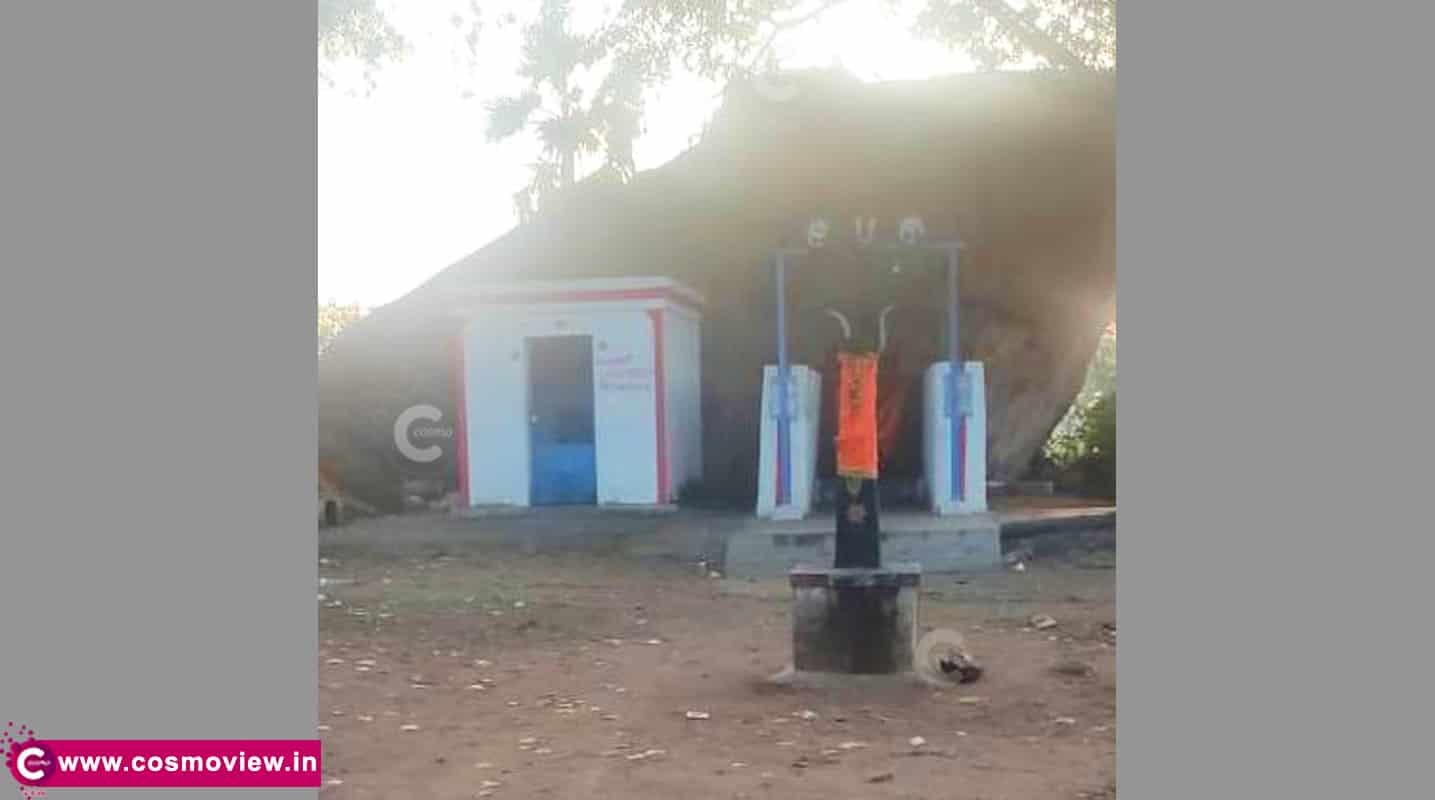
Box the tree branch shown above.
[969,0,1087,70]
[745,0,856,72]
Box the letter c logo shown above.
[16,745,54,782]
[394,404,444,463]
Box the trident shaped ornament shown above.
[823,304,897,354]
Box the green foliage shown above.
[466,0,1117,218]
[915,0,1116,71]
[318,302,364,357]
[483,0,668,221]
[615,0,823,81]
[318,0,410,90]
[1043,323,1115,497]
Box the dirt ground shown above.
[318,518,1115,800]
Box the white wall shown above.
[464,304,663,506]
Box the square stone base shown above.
[788,564,920,675]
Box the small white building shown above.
[454,277,702,509]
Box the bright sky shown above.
[318,0,984,309]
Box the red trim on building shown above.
[479,287,702,315]
[647,308,670,504]
[957,417,967,503]
[775,425,785,506]
[451,333,470,506]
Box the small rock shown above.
[1054,717,1077,726]
[534,748,553,755]
[958,696,984,705]
[1012,562,1027,572]
[867,771,895,783]
[708,571,723,579]
[838,741,868,750]
[518,737,538,746]
[644,639,663,646]
[955,731,967,737]
[326,658,345,665]
[908,736,927,748]
[685,711,711,720]
[1029,614,1058,630]
[625,749,666,761]
[475,762,494,769]
[357,715,373,723]
[1052,659,1095,678]
[324,778,343,786]
[480,779,503,789]
[795,709,818,720]
[468,684,487,691]
[475,659,493,667]
[400,724,420,732]
[730,761,748,768]
[513,601,526,609]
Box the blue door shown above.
[527,335,597,505]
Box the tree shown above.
[915,0,1115,71]
[484,0,662,221]
[318,302,364,357]
[1042,320,1115,497]
[483,0,1114,220]
[318,0,409,90]
[614,0,827,83]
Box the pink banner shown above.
[7,740,322,788]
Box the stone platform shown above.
[724,512,1000,578]
[788,564,921,674]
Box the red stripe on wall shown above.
[957,416,967,503]
[774,409,784,506]
[647,308,670,504]
[452,333,470,506]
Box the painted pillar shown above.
[775,252,791,508]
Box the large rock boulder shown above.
[320,69,1115,511]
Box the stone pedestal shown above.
[788,564,920,674]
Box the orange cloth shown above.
[835,353,879,479]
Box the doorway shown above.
[527,335,597,505]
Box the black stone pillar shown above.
[834,478,881,568]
